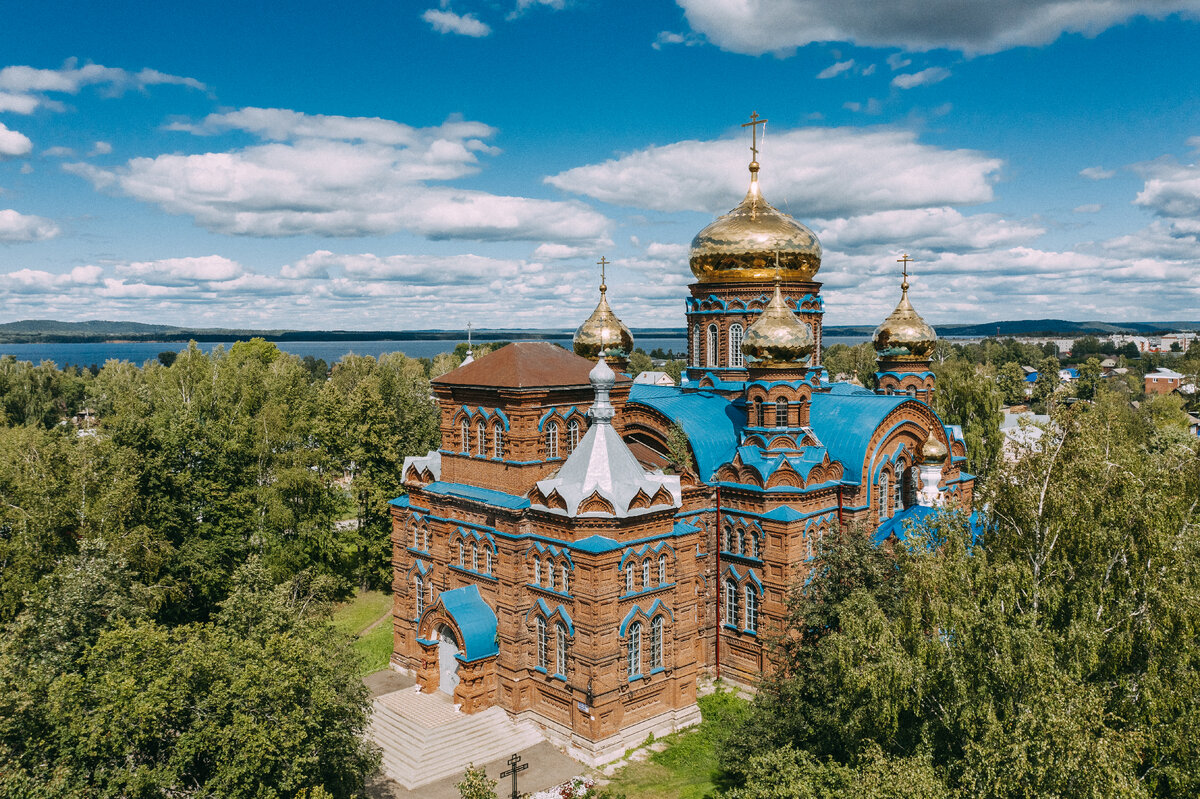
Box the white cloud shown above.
[422,9,492,37]
[89,141,113,155]
[818,207,1044,252]
[843,98,882,114]
[817,59,855,79]
[0,123,33,158]
[1080,166,1115,180]
[0,60,205,115]
[861,63,877,76]
[1074,203,1102,213]
[286,250,537,284]
[116,255,246,285]
[886,53,912,70]
[653,30,704,49]
[674,0,1200,55]
[546,126,1002,219]
[43,146,75,158]
[532,242,603,260]
[891,67,951,89]
[0,91,39,114]
[0,209,60,242]
[67,109,611,243]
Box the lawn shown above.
[602,687,749,799]
[331,589,394,675]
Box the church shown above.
[388,122,975,764]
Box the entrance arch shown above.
[436,624,461,696]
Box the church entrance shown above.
[436,625,461,696]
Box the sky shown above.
[2,1,1200,331]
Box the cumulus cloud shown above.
[42,146,75,158]
[286,250,536,284]
[1080,166,1115,179]
[0,60,205,115]
[0,209,60,242]
[0,123,33,158]
[0,91,39,114]
[89,141,113,155]
[1074,203,1102,213]
[116,255,246,285]
[546,126,1002,219]
[817,59,856,79]
[422,9,492,37]
[674,0,1200,55]
[891,67,951,89]
[653,30,704,49]
[818,207,1044,252]
[886,53,912,70]
[67,108,611,243]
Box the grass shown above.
[331,589,394,676]
[602,686,750,799]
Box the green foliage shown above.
[1032,355,1061,404]
[1075,356,1102,400]
[629,348,654,377]
[930,355,1003,479]
[667,422,694,473]
[662,358,685,385]
[823,343,877,387]
[996,361,1026,406]
[456,763,498,799]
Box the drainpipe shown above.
[836,483,843,529]
[714,484,721,682]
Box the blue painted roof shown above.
[423,481,530,510]
[873,505,937,544]
[439,584,499,662]
[628,384,745,481]
[389,495,410,508]
[808,392,908,485]
[736,444,829,482]
[823,381,876,396]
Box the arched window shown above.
[411,523,418,550]
[723,525,732,552]
[534,559,541,584]
[879,472,891,520]
[625,565,634,593]
[561,565,569,594]
[546,558,555,589]
[485,548,492,574]
[567,419,580,453]
[903,466,918,509]
[415,575,425,618]
[471,542,478,571]
[751,531,759,558]
[493,426,503,459]
[894,470,903,513]
[628,621,642,677]
[537,616,547,670]
[556,623,568,675]
[754,398,765,427]
[706,324,718,368]
[728,323,744,368]
[745,585,758,632]
[457,540,464,566]
[907,386,916,397]
[658,554,667,584]
[545,424,559,459]
[476,421,485,456]
[423,526,430,551]
[460,419,469,453]
[692,324,701,367]
[724,579,738,626]
[642,558,651,588]
[775,398,788,427]
[737,528,746,555]
[651,615,664,670]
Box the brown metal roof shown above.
[433,341,631,389]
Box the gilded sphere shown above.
[922,428,949,464]
[873,286,937,359]
[741,282,815,367]
[574,291,634,359]
[689,180,822,284]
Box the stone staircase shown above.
[369,689,545,789]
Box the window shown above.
[729,323,744,368]
[471,543,478,571]
[457,540,464,566]
[907,387,916,398]
[561,565,569,594]
[476,421,485,456]
[423,526,430,551]
[625,566,633,593]
[879,473,891,520]
[567,419,580,453]
[642,558,651,588]
[723,525,732,552]
[628,621,642,676]
[545,424,559,459]
[415,576,425,618]
[658,554,667,584]
[411,523,418,549]
[725,579,738,626]
[537,617,547,670]
[745,585,758,632]
[493,426,503,459]
[546,558,554,589]
[754,398,765,427]
[534,559,541,584]
[485,548,492,574]
[903,466,918,509]
[460,419,469,453]
[737,528,746,555]
[775,398,788,427]
[751,532,759,558]
[707,324,718,368]
[692,325,701,367]
[651,616,663,670]
[556,623,568,675]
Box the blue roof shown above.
[735,444,828,482]
[439,584,499,662]
[808,392,908,485]
[823,381,876,396]
[1025,372,1038,382]
[423,481,530,510]
[389,495,410,508]
[628,384,745,481]
[873,505,937,544]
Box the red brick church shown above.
[388,139,974,764]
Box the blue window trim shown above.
[450,565,498,583]
[406,546,431,557]
[552,672,567,682]
[628,672,645,682]
[527,583,573,601]
[650,667,666,676]
[743,628,758,637]
[415,636,437,647]
[619,582,675,601]
[534,666,547,675]
[722,623,740,632]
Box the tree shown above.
[156,350,178,367]
[1032,355,1060,405]
[667,422,694,474]
[1074,357,1102,400]
[628,348,653,376]
[456,764,498,799]
[823,343,876,386]
[996,361,1026,406]
[931,356,1003,480]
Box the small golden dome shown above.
[689,164,822,284]
[574,280,634,360]
[922,428,948,464]
[873,274,936,359]
[741,272,814,368]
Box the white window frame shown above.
[415,576,425,618]
[471,542,478,571]
[729,323,744,368]
[546,424,559,459]
[493,426,503,459]
[534,559,541,584]
[485,548,492,574]
[476,421,485,456]
[567,419,580,453]
[745,585,758,632]
[561,565,569,594]
[706,324,718,368]
[546,558,555,589]
[692,324,701,367]
[725,579,737,626]
[628,621,642,677]
[658,554,667,584]
[556,623,568,675]
[537,616,547,670]
[651,615,663,670]
[460,419,469,453]
[625,566,633,593]
[642,558,650,588]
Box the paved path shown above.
[366,740,586,799]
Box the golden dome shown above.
[922,428,948,464]
[741,273,814,368]
[873,274,936,359]
[689,163,822,284]
[574,280,634,360]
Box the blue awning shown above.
[439,584,499,662]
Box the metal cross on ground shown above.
[500,752,528,799]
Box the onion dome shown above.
[873,269,937,359]
[741,271,815,367]
[689,161,822,284]
[574,270,634,360]
[922,428,948,464]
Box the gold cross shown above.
[597,256,609,292]
[897,253,913,280]
[741,111,768,162]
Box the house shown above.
[1145,367,1184,395]
[632,370,676,387]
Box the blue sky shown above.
[2,0,1200,330]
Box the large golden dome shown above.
[873,273,937,359]
[690,163,822,284]
[741,274,815,368]
[574,280,633,359]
